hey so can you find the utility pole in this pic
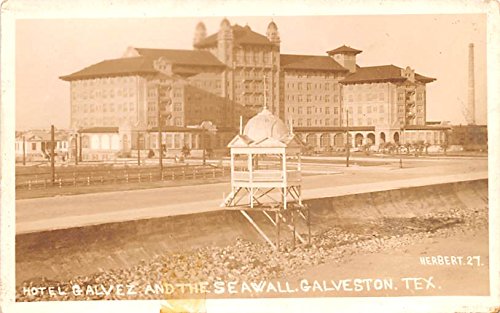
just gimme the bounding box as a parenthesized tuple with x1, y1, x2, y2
(202, 128, 206, 166)
(399, 125, 403, 168)
(78, 133, 82, 162)
(157, 84, 163, 175)
(345, 109, 350, 167)
(74, 133, 78, 166)
(22, 135, 26, 166)
(50, 125, 55, 185)
(137, 133, 141, 166)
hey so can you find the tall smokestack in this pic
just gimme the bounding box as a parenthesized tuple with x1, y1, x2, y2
(467, 43, 476, 125)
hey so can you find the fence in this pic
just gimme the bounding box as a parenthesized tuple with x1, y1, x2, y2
(15, 165, 228, 190)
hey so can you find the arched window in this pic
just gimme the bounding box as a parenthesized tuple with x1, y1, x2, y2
(334, 133, 344, 147)
(82, 135, 90, 149)
(380, 132, 386, 143)
(320, 133, 330, 147)
(306, 134, 316, 147)
(91, 135, 100, 149)
(394, 132, 400, 144)
(355, 133, 364, 147)
(367, 133, 376, 145)
(111, 135, 120, 150)
(101, 134, 110, 150)
(122, 135, 129, 150)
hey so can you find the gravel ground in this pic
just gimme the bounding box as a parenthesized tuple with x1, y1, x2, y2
(16, 204, 487, 302)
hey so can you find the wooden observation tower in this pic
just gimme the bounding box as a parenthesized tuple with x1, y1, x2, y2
(222, 90, 310, 250)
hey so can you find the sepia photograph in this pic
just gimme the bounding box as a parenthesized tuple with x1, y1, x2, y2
(1, 1, 499, 313)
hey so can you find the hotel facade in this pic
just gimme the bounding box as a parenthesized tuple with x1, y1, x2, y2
(60, 18, 448, 160)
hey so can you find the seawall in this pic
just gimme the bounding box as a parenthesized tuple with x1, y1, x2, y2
(16, 179, 488, 285)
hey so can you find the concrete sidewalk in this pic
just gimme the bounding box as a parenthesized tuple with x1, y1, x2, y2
(17, 171, 487, 234)
(16, 157, 488, 234)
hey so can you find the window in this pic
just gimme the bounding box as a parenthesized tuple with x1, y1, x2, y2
(307, 107, 312, 114)
(325, 118, 330, 125)
(325, 95, 330, 102)
(325, 107, 330, 114)
(307, 95, 311, 102)
(31, 143, 36, 150)
(174, 103, 182, 111)
(334, 107, 339, 114)
(307, 83, 311, 90)
(298, 83, 302, 90)
(298, 118, 303, 126)
(307, 119, 312, 126)
(298, 107, 303, 114)
(398, 93, 404, 101)
(325, 83, 330, 90)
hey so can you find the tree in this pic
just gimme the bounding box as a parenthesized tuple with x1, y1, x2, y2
(181, 145, 191, 158)
(424, 142, 431, 155)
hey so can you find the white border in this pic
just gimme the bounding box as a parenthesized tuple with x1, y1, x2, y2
(1, 1, 499, 313)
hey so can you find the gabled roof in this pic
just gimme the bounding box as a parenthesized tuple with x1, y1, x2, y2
(405, 125, 451, 130)
(294, 126, 376, 132)
(78, 127, 119, 133)
(249, 137, 287, 148)
(60, 57, 157, 81)
(340, 65, 436, 84)
(133, 48, 225, 67)
(60, 48, 226, 81)
(20, 130, 69, 141)
(194, 24, 272, 48)
(280, 54, 348, 72)
(227, 134, 254, 148)
(327, 45, 362, 55)
(148, 126, 205, 133)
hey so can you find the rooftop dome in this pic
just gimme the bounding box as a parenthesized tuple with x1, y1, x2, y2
(243, 108, 289, 142)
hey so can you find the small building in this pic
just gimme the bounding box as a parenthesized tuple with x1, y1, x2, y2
(448, 124, 488, 151)
(15, 129, 70, 162)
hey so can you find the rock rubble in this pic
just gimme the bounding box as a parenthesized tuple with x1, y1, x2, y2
(16, 205, 487, 301)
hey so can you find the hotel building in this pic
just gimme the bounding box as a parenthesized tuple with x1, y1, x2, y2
(60, 18, 447, 160)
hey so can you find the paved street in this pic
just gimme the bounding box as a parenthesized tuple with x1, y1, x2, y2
(16, 157, 488, 234)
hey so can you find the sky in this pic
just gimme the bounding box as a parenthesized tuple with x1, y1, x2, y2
(14, 14, 487, 130)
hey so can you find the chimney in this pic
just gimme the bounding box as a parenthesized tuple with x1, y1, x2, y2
(467, 43, 476, 125)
